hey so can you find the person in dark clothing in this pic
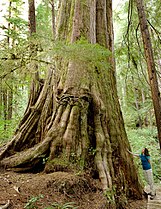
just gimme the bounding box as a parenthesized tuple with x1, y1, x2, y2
(127, 148, 156, 199)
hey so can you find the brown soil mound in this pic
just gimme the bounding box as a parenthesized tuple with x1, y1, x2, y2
(0, 169, 146, 209)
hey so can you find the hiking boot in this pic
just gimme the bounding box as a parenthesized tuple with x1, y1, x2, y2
(150, 193, 156, 200)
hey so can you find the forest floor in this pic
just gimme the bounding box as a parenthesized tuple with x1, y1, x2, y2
(0, 169, 147, 209)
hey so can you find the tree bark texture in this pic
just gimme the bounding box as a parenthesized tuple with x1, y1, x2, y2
(0, 0, 143, 207)
(135, 0, 161, 149)
(28, 0, 36, 35)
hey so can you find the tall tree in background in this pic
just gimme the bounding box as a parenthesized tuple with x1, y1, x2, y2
(135, 0, 161, 150)
(28, 0, 36, 35)
(51, 0, 56, 39)
(7, 1, 13, 121)
(1, 0, 13, 131)
(0, 0, 142, 207)
(28, 0, 41, 108)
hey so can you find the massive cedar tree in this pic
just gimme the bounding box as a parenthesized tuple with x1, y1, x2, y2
(0, 0, 142, 207)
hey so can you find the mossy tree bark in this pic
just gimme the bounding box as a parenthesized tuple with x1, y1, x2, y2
(0, 0, 143, 207)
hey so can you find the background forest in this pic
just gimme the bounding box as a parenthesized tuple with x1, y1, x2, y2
(0, 0, 160, 190)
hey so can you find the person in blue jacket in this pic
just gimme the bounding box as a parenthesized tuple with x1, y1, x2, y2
(127, 148, 156, 200)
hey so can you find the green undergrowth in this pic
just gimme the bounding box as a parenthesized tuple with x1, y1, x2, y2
(24, 195, 78, 209)
(0, 118, 19, 144)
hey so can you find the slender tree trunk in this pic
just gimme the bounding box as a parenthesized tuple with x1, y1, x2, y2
(7, 88, 13, 120)
(134, 91, 142, 128)
(141, 90, 149, 126)
(51, 0, 56, 40)
(6, 1, 13, 121)
(132, 77, 142, 128)
(135, 0, 161, 149)
(2, 89, 7, 131)
(7, 1, 12, 46)
(28, 0, 36, 35)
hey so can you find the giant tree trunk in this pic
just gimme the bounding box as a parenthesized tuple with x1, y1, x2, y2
(0, 0, 142, 208)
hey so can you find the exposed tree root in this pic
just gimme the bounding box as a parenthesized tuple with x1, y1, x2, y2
(0, 137, 52, 172)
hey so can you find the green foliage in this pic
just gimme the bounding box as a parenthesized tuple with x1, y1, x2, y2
(88, 147, 96, 156)
(24, 196, 78, 209)
(44, 202, 78, 209)
(122, 97, 154, 128)
(0, 119, 18, 144)
(37, 2, 52, 33)
(104, 187, 116, 204)
(36, 1, 52, 47)
(127, 127, 161, 183)
(5, 17, 28, 40)
(50, 37, 111, 70)
(24, 195, 44, 209)
(2, 0, 28, 41)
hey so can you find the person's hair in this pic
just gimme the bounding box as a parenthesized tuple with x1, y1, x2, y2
(144, 148, 150, 156)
